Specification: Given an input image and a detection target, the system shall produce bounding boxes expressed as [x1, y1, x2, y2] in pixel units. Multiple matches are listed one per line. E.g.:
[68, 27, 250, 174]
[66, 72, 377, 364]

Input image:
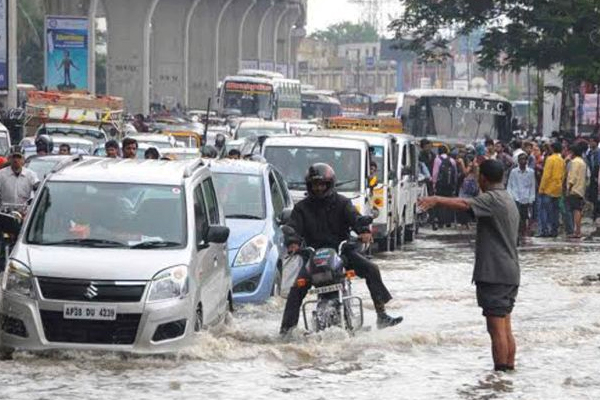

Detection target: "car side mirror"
[277, 208, 293, 225]
[0, 212, 22, 236]
[206, 225, 230, 244]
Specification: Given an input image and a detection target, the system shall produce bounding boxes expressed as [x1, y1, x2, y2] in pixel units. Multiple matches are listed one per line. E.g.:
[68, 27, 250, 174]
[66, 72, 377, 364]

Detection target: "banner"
[45, 16, 89, 91]
[0, 0, 7, 91]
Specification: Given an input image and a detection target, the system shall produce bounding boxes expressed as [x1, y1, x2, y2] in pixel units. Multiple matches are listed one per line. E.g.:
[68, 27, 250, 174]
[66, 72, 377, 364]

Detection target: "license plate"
[63, 304, 117, 321]
[309, 283, 343, 295]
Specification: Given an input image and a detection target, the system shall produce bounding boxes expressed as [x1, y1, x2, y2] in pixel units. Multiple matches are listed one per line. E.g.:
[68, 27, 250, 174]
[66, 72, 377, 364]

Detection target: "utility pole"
[7, 0, 17, 108]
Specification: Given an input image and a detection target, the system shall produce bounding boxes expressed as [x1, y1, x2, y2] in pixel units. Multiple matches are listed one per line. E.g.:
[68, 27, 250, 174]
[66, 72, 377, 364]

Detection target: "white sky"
[306, 0, 401, 34]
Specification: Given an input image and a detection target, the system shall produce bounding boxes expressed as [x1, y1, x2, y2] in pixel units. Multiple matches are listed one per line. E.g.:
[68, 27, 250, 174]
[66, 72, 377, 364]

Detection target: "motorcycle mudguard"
[280, 254, 304, 298]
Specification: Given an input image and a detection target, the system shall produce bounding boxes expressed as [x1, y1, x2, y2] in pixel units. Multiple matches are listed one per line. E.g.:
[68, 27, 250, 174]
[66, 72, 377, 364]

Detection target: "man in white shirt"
[512, 139, 526, 164]
[0, 146, 39, 209]
[507, 153, 536, 241]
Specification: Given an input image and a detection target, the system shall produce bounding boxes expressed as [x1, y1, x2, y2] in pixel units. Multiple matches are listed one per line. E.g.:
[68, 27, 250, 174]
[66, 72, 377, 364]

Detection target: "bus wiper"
[225, 214, 263, 220]
[130, 240, 182, 249]
[41, 238, 127, 248]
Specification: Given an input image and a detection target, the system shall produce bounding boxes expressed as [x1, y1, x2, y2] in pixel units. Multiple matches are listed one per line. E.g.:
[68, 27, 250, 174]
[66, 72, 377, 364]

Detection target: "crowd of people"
[419, 135, 600, 241]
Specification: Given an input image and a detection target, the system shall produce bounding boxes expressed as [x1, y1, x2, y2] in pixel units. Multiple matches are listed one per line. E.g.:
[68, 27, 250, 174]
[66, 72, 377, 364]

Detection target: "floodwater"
[1, 230, 600, 400]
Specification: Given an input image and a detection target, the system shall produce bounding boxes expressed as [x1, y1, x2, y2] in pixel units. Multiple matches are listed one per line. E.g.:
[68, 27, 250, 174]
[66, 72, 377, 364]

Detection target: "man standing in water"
[418, 160, 520, 372]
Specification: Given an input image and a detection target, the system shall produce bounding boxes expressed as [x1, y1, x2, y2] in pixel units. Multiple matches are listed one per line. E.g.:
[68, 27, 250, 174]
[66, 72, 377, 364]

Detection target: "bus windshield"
[222, 81, 273, 118]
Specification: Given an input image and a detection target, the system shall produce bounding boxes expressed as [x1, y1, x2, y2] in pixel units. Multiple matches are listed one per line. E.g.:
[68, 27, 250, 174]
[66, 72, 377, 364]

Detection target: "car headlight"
[234, 234, 268, 267]
[2, 260, 33, 298]
[147, 265, 189, 302]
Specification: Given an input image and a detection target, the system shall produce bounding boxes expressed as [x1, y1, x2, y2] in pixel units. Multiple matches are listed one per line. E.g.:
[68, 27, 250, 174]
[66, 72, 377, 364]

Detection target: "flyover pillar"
[240, 0, 271, 70]
[103, 0, 159, 114]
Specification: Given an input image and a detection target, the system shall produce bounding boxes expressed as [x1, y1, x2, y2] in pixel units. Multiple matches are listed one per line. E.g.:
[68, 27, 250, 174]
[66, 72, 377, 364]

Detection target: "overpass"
[44, 0, 307, 114]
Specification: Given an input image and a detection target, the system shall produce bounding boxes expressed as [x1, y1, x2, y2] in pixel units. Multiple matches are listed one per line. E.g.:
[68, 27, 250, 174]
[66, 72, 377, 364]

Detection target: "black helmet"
[35, 134, 54, 154]
[305, 163, 336, 199]
[215, 133, 226, 149]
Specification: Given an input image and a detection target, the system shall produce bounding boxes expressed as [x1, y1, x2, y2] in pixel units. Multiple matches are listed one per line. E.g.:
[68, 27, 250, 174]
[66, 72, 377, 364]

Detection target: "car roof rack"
[50, 154, 85, 174]
[183, 158, 204, 178]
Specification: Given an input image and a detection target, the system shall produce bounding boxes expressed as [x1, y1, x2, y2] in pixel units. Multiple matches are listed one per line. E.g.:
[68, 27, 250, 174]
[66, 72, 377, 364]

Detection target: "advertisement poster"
[45, 16, 89, 91]
[0, 0, 7, 91]
[583, 94, 599, 125]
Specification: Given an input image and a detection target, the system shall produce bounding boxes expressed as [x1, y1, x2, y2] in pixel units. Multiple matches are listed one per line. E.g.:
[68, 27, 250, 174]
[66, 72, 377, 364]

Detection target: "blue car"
[210, 159, 293, 303]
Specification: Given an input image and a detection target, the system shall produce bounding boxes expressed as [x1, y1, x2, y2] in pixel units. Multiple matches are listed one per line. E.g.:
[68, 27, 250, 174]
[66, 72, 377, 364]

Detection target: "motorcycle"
[283, 216, 372, 333]
[0, 203, 25, 272]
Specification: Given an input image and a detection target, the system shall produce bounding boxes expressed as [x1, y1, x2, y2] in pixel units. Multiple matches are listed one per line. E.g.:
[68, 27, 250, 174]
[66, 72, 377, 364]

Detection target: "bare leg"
[505, 314, 516, 368]
[573, 209, 582, 237]
[486, 316, 509, 368]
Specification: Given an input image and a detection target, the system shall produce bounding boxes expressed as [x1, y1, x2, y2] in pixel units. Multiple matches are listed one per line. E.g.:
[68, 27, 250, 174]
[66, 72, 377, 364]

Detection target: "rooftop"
[49, 158, 204, 185]
[263, 135, 369, 149]
[207, 159, 266, 175]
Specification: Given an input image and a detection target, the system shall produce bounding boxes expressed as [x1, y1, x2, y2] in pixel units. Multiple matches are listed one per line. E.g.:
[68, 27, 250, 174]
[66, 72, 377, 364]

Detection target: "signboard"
[582, 94, 599, 125]
[420, 77, 432, 89]
[224, 81, 272, 94]
[45, 16, 89, 91]
[0, 0, 7, 91]
[432, 97, 508, 117]
[452, 80, 469, 91]
[241, 59, 259, 70]
[366, 56, 375, 69]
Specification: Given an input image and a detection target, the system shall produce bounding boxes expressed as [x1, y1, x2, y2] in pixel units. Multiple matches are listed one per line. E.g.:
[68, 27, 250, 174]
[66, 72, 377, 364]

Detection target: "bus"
[336, 91, 373, 117]
[301, 89, 342, 119]
[219, 70, 301, 121]
[401, 89, 512, 143]
[372, 93, 404, 119]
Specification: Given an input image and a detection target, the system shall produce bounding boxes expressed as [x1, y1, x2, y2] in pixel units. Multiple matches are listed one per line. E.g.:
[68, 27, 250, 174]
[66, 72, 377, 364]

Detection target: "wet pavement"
[1, 229, 599, 400]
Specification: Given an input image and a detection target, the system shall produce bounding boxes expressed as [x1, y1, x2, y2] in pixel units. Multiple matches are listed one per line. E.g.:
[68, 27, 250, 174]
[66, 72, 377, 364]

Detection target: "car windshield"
[264, 146, 362, 191]
[26, 182, 186, 248]
[25, 158, 62, 179]
[213, 173, 266, 219]
[236, 126, 287, 139]
[223, 82, 273, 118]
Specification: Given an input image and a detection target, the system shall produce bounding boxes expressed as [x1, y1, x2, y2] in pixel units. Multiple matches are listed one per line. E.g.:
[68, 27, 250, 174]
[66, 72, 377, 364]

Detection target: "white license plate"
[309, 283, 343, 295]
[63, 304, 117, 321]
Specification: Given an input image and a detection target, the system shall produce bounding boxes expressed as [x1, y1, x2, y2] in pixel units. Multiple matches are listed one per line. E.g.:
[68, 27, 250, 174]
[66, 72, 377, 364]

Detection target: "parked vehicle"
[210, 159, 293, 303]
[395, 135, 421, 243]
[261, 135, 373, 215]
[234, 120, 289, 140]
[125, 133, 177, 149]
[0, 158, 232, 356]
[36, 123, 108, 149]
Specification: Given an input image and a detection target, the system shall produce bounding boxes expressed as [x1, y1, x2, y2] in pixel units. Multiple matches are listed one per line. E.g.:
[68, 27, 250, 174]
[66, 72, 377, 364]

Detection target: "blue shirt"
[507, 166, 536, 204]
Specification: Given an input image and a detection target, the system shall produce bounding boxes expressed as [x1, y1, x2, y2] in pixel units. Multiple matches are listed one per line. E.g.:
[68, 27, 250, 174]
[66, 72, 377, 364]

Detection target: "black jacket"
[286, 192, 370, 249]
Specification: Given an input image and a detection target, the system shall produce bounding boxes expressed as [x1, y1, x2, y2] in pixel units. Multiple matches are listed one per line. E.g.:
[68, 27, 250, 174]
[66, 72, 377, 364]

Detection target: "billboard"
[45, 16, 89, 91]
[0, 0, 7, 91]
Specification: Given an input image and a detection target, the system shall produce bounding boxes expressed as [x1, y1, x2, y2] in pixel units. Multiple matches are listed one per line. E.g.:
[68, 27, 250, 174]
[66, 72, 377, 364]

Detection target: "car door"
[191, 182, 219, 325]
[201, 177, 229, 317]
[269, 169, 287, 258]
[397, 141, 410, 225]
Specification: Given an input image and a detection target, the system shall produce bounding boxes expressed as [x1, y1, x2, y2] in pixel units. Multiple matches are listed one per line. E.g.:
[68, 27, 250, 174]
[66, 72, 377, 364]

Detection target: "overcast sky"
[306, 0, 401, 34]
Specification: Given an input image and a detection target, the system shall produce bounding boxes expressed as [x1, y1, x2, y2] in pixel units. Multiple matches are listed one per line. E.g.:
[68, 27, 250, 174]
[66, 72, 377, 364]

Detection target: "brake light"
[297, 278, 307, 288]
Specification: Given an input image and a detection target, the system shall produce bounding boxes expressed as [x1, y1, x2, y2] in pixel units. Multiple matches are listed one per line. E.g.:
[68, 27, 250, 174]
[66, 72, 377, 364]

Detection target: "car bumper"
[230, 259, 273, 304]
[0, 290, 196, 354]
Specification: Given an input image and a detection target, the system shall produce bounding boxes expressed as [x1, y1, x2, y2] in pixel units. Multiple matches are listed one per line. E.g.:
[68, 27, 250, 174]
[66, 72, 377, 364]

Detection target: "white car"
[125, 134, 177, 149]
[0, 158, 232, 356]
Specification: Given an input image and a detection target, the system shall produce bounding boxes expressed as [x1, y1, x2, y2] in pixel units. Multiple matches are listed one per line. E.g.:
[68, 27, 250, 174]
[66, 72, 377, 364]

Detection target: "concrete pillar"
[241, 0, 272, 69]
[150, 0, 192, 108]
[237, 0, 258, 71]
[7, 0, 16, 108]
[257, 0, 277, 69]
[188, 0, 221, 108]
[104, 0, 159, 114]
[45, 0, 90, 15]
[273, 5, 291, 68]
[214, 0, 235, 88]
[88, 0, 99, 95]
[183, 0, 204, 108]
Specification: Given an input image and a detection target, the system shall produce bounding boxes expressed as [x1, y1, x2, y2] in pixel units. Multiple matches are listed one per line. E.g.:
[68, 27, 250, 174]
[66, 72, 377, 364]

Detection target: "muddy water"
[1, 230, 599, 400]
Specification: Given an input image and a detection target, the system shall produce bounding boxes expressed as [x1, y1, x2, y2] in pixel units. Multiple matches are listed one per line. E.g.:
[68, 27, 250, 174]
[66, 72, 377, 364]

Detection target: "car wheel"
[193, 303, 203, 333]
[404, 225, 414, 243]
[271, 266, 282, 297]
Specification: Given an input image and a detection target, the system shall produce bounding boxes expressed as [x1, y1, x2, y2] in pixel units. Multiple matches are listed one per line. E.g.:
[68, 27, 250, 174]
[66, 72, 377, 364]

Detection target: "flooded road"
[2, 230, 600, 400]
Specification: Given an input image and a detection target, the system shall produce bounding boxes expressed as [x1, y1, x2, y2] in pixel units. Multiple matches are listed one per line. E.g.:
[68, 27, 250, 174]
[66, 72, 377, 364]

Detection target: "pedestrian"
[512, 139, 525, 164]
[58, 143, 71, 155]
[537, 142, 565, 237]
[507, 153, 536, 242]
[485, 138, 496, 160]
[457, 154, 479, 228]
[122, 137, 138, 159]
[0, 146, 39, 208]
[104, 140, 120, 158]
[227, 149, 241, 160]
[585, 137, 599, 235]
[566, 142, 588, 239]
[432, 146, 458, 229]
[419, 139, 436, 195]
[418, 160, 520, 372]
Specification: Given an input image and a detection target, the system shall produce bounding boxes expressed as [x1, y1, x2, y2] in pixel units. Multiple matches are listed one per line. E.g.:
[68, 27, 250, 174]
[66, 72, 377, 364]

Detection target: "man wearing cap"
[0, 147, 39, 207]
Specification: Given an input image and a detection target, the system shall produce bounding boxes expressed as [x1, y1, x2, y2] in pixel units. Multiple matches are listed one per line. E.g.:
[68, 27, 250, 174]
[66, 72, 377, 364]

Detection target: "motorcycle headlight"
[2, 260, 34, 298]
[234, 234, 268, 267]
[147, 265, 189, 302]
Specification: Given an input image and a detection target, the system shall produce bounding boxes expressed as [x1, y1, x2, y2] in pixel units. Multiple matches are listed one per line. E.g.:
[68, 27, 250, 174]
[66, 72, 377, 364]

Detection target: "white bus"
[219, 70, 301, 121]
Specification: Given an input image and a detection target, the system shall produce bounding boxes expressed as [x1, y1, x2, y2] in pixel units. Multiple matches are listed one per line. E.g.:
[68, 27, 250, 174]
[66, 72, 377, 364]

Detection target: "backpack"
[436, 157, 457, 195]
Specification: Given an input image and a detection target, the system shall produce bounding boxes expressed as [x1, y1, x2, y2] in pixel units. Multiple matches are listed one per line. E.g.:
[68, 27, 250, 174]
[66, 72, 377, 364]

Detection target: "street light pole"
[7, 0, 17, 108]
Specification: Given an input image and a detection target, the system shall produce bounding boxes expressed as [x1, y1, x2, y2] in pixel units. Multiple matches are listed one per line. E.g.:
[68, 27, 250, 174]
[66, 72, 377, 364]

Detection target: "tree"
[17, 0, 45, 86]
[310, 21, 380, 45]
[389, 0, 600, 84]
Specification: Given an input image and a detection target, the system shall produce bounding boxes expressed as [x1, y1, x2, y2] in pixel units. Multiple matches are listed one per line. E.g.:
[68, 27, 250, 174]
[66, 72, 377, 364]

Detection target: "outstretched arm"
[418, 195, 471, 212]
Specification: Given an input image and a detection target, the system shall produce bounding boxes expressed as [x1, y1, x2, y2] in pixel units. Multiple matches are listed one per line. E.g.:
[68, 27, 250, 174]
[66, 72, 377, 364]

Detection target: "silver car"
[0, 158, 232, 356]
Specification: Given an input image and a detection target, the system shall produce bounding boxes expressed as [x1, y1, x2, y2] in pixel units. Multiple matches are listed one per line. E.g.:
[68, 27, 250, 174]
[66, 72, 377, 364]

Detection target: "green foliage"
[310, 21, 380, 45]
[17, 0, 44, 86]
[390, 0, 600, 83]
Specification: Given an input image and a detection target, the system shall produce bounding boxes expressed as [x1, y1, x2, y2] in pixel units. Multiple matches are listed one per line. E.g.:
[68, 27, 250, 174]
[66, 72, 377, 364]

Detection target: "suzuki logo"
[84, 283, 99, 300]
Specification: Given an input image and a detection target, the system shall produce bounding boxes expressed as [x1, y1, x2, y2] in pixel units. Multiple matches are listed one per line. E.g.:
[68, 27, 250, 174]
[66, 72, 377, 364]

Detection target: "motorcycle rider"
[35, 135, 54, 156]
[280, 163, 403, 334]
